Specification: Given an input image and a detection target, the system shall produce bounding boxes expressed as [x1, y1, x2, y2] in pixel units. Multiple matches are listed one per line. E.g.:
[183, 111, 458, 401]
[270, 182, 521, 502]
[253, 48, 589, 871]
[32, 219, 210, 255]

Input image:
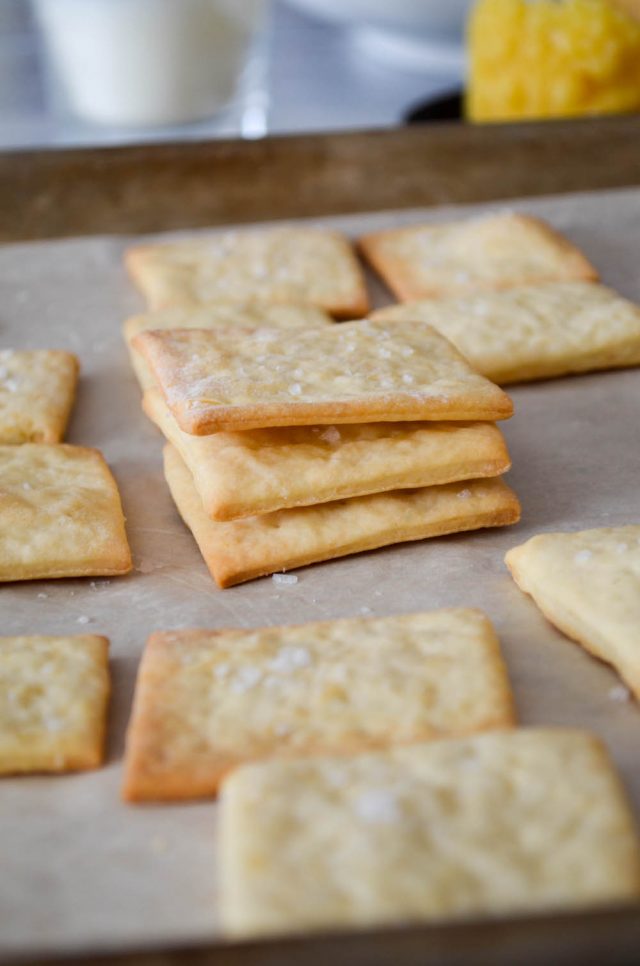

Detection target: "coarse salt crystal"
[37, 592, 48, 599]
[320, 426, 341, 445]
[269, 645, 312, 673]
[272, 573, 298, 586]
[273, 722, 291, 737]
[22, 482, 32, 491]
[354, 789, 399, 825]
[400, 345, 414, 357]
[76, 615, 92, 625]
[402, 373, 414, 385]
[457, 488, 472, 500]
[378, 347, 391, 359]
[230, 666, 262, 693]
[574, 550, 593, 565]
[360, 606, 372, 615]
[214, 663, 230, 679]
[609, 684, 631, 703]
[288, 383, 302, 396]
[615, 543, 629, 554]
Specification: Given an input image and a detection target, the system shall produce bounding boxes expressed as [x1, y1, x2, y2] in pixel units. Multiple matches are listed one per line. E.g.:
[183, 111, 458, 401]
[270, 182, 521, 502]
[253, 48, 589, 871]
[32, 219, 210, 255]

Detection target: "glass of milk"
[33, 0, 268, 130]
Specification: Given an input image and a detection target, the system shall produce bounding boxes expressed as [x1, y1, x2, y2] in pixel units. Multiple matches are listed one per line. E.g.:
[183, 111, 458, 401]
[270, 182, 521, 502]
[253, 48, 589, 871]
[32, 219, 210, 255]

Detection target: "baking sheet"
[1, 187, 639, 959]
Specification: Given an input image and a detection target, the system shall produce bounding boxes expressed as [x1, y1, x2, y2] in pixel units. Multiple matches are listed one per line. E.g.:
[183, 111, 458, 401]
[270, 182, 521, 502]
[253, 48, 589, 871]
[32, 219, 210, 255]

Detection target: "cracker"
[371, 282, 640, 385]
[359, 213, 598, 302]
[219, 729, 640, 937]
[0, 349, 79, 443]
[122, 609, 516, 801]
[134, 320, 513, 435]
[0, 444, 132, 581]
[163, 444, 520, 588]
[125, 227, 369, 318]
[124, 303, 333, 391]
[0, 635, 109, 774]
[145, 389, 511, 520]
[506, 526, 640, 699]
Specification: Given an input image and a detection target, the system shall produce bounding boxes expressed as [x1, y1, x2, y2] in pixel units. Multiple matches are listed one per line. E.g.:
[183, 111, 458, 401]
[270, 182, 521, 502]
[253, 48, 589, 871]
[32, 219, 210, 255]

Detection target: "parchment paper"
[1, 187, 639, 958]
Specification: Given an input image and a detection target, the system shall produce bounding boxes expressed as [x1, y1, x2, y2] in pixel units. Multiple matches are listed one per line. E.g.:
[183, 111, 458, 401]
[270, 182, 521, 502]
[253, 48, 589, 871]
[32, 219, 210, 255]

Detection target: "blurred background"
[0, 0, 639, 151]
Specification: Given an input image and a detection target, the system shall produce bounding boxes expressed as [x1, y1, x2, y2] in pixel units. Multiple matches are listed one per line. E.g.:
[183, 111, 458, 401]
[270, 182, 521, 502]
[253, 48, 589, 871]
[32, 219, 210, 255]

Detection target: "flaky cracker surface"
[0, 635, 109, 774]
[122, 609, 515, 801]
[220, 729, 640, 937]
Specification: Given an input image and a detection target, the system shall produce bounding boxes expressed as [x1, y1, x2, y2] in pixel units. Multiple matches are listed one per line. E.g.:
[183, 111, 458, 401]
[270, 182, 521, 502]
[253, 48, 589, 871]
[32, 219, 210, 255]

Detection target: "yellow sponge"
[467, 0, 640, 122]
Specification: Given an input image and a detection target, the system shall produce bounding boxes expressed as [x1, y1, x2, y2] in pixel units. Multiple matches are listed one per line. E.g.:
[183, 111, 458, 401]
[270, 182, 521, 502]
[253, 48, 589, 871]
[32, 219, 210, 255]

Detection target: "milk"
[34, 0, 266, 127]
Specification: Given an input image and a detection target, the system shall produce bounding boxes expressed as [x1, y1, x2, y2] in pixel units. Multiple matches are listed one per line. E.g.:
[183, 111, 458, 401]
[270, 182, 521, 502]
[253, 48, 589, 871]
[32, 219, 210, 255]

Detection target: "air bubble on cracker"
[609, 684, 631, 703]
[574, 550, 593, 565]
[272, 573, 298, 586]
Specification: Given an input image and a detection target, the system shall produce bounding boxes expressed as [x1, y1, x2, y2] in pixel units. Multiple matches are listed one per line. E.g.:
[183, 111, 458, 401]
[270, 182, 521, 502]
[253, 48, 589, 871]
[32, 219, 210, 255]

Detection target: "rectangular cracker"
[163, 444, 521, 588]
[0, 444, 132, 581]
[0, 349, 79, 443]
[125, 227, 369, 318]
[134, 319, 513, 435]
[506, 526, 640, 699]
[145, 390, 511, 520]
[220, 728, 640, 938]
[0, 635, 109, 774]
[124, 302, 333, 391]
[359, 212, 598, 302]
[122, 609, 515, 801]
[371, 282, 640, 385]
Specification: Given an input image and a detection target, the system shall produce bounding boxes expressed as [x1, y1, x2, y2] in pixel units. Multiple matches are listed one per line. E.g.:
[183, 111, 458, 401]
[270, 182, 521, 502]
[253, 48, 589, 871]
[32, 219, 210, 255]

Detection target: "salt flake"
[354, 789, 399, 825]
[574, 550, 593, 565]
[272, 573, 298, 586]
[609, 684, 631, 703]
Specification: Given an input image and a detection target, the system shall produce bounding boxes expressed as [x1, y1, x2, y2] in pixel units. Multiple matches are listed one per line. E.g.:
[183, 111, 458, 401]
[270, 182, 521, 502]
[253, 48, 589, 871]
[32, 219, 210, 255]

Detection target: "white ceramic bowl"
[283, 0, 474, 39]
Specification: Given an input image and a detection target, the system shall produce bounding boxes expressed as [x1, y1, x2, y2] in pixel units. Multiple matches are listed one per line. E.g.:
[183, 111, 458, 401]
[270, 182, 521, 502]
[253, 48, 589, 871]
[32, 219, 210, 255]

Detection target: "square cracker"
[371, 282, 640, 385]
[0, 635, 109, 774]
[163, 444, 521, 588]
[506, 526, 640, 699]
[134, 320, 513, 435]
[125, 227, 369, 319]
[219, 729, 640, 938]
[122, 609, 515, 802]
[123, 302, 333, 391]
[0, 444, 132, 581]
[145, 389, 511, 520]
[359, 212, 598, 302]
[0, 349, 79, 443]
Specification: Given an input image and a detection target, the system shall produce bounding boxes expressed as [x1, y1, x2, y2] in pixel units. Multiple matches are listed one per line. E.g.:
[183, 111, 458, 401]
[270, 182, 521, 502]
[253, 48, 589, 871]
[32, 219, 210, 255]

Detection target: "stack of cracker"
[125, 226, 520, 588]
